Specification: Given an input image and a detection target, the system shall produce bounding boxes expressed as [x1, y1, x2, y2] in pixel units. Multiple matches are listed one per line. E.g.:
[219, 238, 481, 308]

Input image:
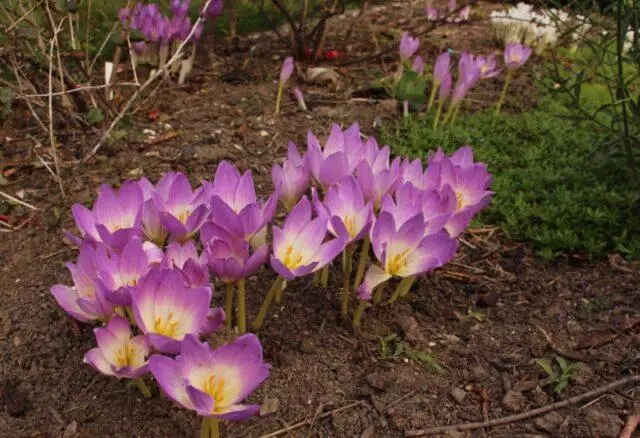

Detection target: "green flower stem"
[225, 283, 234, 329]
[200, 417, 210, 438]
[321, 265, 329, 288]
[341, 245, 354, 318]
[449, 104, 461, 126]
[388, 276, 416, 304]
[134, 378, 151, 399]
[442, 102, 457, 126]
[312, 270, 321, 286]
[210, 417, 220, 438]
[372, 284, 384, 305]
[253, 276, 285, 330]
[352, 237, 370, 291]
[352, 299, 370, 328]
[433, 98, 445, 130]
[275, 83, 284, 115]
[426, 83, 438, 114]
[495, 70, 512, 116]
[236, 279, 247, 335]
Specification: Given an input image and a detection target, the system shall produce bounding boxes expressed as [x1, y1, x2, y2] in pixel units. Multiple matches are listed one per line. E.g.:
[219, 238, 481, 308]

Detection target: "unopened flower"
[84, 316, 150, 379]
[356, 138, 400, 210]
[271, 197, 345, 280]
[425, 5, 438, 20]
[279, 57, 295, 84]
[412, 56, 426, 75]
[433, 52, 451, 86]
[149, 333, 269, 420]
[132, 268, 223, 354]
[399, 32, 420, 61]
[439, 73, 452, 99]
[162, 241, 210, 287]
[293, 87, 308, 110]
[204, 0, 224, 19]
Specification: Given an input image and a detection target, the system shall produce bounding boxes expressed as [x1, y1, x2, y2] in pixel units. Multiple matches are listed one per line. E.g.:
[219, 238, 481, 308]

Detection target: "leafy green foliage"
[395, 70, 427, 109]
[384, 99, 640, 260]
[533, 356, 581, 394]
[87, 108, 104, 125]
[378, 333, 444, 373]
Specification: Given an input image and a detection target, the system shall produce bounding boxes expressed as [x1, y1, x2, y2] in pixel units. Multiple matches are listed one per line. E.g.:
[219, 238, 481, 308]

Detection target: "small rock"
[450, 387, 467, 404]
[534, 411, 563, 432]
[378, 99, 399, 115]
[360, 425, 375, 438]
[299, 340, 316, 354]
[365, 372, 387, 391]
[192, 146, 231, 162]
[585, 410, 623, 438]
[63, 421, 78, 438]
[502, 390, 527, 413]
[259, 397, 280, 416]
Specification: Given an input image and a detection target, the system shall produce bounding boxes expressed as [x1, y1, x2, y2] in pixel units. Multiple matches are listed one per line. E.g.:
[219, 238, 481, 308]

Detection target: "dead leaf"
[145, 131, 179, 145]
[305, 67, 340, 86]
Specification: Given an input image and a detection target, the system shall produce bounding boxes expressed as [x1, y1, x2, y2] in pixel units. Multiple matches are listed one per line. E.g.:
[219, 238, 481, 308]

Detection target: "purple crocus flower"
[357, 212, 458, 300]
[149, 333, 269, 420]
[95, 238, 154, 306]
[71, 181, 143, 249]
[504, 43, 532, 70]
[293, 88, 308, 111]
[150, 172, 209, 241]
[51, 244, 116, 323]
[270, 197, 345, 281]
[433, 52, 451, 86]
[201, 222, 268, 284]
[271, 142, 310, 212]
[131, 268, 224, 354]
[425, 5, 438, 20]
[279, 57, 295, 84]
[391, 183, 453, 235]
[204, 0, 224, 19]
[312, 176, 374, 244]
[356, 138, 400, 210]
[206, 161, 277, 242]
[474, 54, 501, 79]
[459, 51, 481, 87]
[448, 0, 457, 12]
[162, 241, 210, 288]
[171, 0, 190, 17]
[412, 56, 426, 75]
[399, 32, 420, 61]
[439, 73, 452, 99]
[84, 316, 150, 379]
[306, 123, 364, 189]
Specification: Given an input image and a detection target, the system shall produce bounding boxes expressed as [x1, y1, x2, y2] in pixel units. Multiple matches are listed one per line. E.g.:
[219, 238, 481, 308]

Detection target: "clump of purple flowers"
[119, 0, 223, 83]
[51, 123, 493, 437]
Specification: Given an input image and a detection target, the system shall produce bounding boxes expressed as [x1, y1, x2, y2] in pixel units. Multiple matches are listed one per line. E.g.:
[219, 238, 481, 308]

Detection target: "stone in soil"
[585, 410, 624, 438]
[534, 411, 564, 433]
[450, 387, 467, 404]
[502, 390, 527, 413]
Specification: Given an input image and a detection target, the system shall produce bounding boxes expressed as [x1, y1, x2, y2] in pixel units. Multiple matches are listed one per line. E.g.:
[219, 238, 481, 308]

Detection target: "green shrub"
[383, 99, 640, 260]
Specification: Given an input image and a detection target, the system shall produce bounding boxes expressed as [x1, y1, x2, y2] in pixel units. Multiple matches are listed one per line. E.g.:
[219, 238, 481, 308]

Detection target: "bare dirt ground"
[0, 1, 638, 437]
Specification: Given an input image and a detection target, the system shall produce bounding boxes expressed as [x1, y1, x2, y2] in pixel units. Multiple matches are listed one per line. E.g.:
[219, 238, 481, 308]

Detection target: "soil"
[0, 1, 638, 438]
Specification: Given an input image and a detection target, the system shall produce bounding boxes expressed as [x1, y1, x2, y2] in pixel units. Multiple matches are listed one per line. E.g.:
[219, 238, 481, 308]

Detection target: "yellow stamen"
[343, 216, 357, 238]
[387, 249, 410, 275]
[203, 374, 227, 407]
[154, 312, 182, 338]
[282, 245, 304, 269]
[115, 342, 135, 367]
[455, 191, 469, 210]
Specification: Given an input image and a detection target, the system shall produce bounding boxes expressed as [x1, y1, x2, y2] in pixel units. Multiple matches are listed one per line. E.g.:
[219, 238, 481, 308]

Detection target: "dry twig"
[405, 375, 640, 437]
[0, 190, 39, 210]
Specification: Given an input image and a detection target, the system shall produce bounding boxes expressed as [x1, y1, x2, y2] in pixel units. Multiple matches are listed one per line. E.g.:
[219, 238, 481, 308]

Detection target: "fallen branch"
[0, 190, 39, 210]
[260, 400, 366, 438]
[83, 0, 215, 162]
[404, 375, 640, 437]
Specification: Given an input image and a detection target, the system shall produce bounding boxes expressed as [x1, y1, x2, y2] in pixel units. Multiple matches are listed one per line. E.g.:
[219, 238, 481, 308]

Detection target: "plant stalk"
[433, 98, 445, 130]
[426, 83, 438, 114]
[134, 378, 151, 399]
[352, 237, 370, 291]
[236, 279, 247, 334]
[388, 276, 416, 304]
[494, 70, 512, 115]
[253, 276, 285, 330]
[275, 83, 284, 115]
[321, 264, 329, 287]
[225, 283, 234, 329]
[341, 245, 354, 318]
[352, 299, 369, 328]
